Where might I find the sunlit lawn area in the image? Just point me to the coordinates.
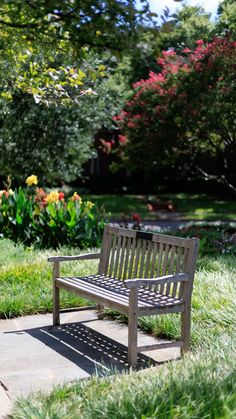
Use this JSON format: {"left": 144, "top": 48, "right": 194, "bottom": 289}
{"left": 0, "top": 239, "right": 97, "bottom": 318}
{"left": 13, "top": 339, "right": 236, "bottom": 419}
{"left": 3, "top": 236, "right": 234, "bottom": 418}
{"left": 85, "top": 193, "right": 236, "bottom": 221}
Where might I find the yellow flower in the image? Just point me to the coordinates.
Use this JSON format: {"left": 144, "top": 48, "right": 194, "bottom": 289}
{"left": 33, "top": 207, "right": 41, "bottom": 216}
{"left": 45, "top": 191, "right": 59, "bottom": 203}
{"left": 26, "top": 175, "right": 38, "bottom": 186}
{"left": 85, "top": 201, "right": 94, "bottom": 210}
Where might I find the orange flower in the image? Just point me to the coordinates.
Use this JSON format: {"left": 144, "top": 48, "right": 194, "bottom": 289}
{"left": 0, "top": 190, "right": 9, "bottom": 202}
{"left": 45, "top": 191, "right": 59, "bottom": 203}
{"left": 35, "top": 188, "right": 47, "bottom": 207}
{"left": 0, "top": 190, "right": 8, "bottom": 198}
{"left": 70, "top": 192, "right": 82, "bottom": 202}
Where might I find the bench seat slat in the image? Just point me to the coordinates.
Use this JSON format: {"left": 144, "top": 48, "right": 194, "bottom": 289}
{"left": 55, "top": 275, "right": 184, "bottom": 314}
{"left": 57, "top": 277, "right": 130, "bottom": 305}
{"left": 56, "top": 277, "right": 130, "bottom": 314}
{"left": 56, "top": 277, "right": 132, "bottom": 316}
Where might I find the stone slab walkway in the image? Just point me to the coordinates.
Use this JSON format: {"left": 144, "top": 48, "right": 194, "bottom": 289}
{"left": 0, "top": 310, "right": 180, "bottom": 418}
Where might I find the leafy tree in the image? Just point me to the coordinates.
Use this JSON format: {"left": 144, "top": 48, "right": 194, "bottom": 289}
{"left": 0, "top": 53, "right": 126, "bottom": 184}
{"left": 217, "top": 0, "right": 236, "bottom": 37}
{"left": 0, "top": 0, "right": 155, "bottom": 102}
{"left": 0, "top": 94, "right": 91, "bottom": 183}
{"left": 0, "top": 1, "right": 155, "bottom": 183}
{"left": 159, "top": 5, "right": 214, "bottom": 51}
{"left": 116, "top": 5, "right": 214, "bottom": 88}
{"left": 0, "top": 0, "right": 155, "bottom": 182}
{"left": 114, "top": 37, "right": 236, "bottom": 195}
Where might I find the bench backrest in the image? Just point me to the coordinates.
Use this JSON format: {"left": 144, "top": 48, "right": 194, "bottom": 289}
{"left": 98, "top": 225, "right": 199, "bottom": 299}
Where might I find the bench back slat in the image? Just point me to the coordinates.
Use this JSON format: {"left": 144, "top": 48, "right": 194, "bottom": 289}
{"left": 150, "top": 241, "right": 159, "bottom": 278}
{"left": 128, "top": 237, "right": 137, "bottom": 278}
{"left": 99, "top": 225, "right": 198, "bottom": 299}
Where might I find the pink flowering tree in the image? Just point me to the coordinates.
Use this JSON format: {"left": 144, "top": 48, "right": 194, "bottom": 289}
{"left": 114, "top": 37, "right": 236, "bottom": 195}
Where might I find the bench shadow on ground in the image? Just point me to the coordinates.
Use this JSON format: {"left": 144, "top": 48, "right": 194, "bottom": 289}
{"left": 6, "top": 320, "right": 159, "bottom": 376}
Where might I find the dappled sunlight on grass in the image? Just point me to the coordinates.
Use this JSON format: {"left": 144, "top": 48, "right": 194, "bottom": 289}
{"left": 84, "top": 193, "right": 236, "bottom": 220}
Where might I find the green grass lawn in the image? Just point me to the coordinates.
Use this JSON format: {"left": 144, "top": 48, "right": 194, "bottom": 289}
{"left": 0, "top": 239, "right": 98, "bottom": 318}
{"left": 1, "top": 238, "right": 235, "bottom": 418}
{"left": 84, "top": 193, "right": 236, "bottom": 221}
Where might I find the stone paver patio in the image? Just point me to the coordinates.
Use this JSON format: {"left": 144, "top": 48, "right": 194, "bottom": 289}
{"left": 0, "top": 310, "right": 180, "bottom": 418}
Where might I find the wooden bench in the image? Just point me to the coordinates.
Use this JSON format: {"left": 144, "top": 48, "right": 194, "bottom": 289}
{"left": 48, "top": 225, "right": 199, "bottom": 367}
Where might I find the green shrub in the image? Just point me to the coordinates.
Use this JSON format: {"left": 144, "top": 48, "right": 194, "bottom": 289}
{"left": 0, "top": 176, "right": 105, "bottom": 248}
{"left": 170, "top": 221, "right": 236, "bottom": 257}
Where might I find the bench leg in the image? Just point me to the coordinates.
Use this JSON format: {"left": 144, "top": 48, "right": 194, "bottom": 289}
{"left": 181, "top": 307, "right": 191, "bottom": 355}
{"left": 97, "top": 304, "right": 105, "bottom": 319}
{"left": 53, "top": 283, "right": 60, "bottom": 326}
{"left": 128, "top": 288, "right": 138, "bottom": 368}
{"left": 128, "top": 313, "right": 138, "bottom": 367}
{"left": 53, "top": 262, "right": 60, "bottom": 326}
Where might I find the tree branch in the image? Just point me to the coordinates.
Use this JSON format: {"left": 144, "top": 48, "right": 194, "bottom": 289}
{"left": 196, "top": 167, "right": 236, "bottom": 196}
{"left": 24, "top": 1, "right": 38, "bottom": 10}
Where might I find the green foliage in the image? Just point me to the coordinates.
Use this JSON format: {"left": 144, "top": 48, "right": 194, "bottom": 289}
{"left": 117, "top": 5, "right": 214, "bottom": 91}
{"left": 0, "top": 53, "right": 127, "bottom": 183}
{"left": 0, "top": 178, "right": 106, "bottom": 248}
{"left": 0, "top": 1, "right": 154, "bottom": 102}
{"left": 159, "top": 5, "right": 214, "bottom": 51}
{"left": 0, "top": 92, "right": 98, "bottom": 182}
{"left": 217, "top": 0, "right": 236, "bottom": 37}
{"left": 172, "top": 222, "right": 236, "bottom": 257}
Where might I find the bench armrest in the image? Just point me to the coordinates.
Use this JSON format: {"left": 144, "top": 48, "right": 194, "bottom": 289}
{"left": 48, "top": 252, "right": 101, "bottom": 263}
{"left": 124, "top": 273, "right": 190, "bottom": 289}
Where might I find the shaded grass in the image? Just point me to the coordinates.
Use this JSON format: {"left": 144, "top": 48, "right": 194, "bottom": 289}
{"left": 84, "top": 193, "right": 236, "bottom": 220}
